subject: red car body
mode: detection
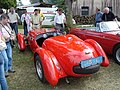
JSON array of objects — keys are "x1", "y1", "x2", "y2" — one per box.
[
  {"x1": 70, "y1": 21, "x2": 120, "y2": 65},
  {"x1": 17, "y1": 28, "x2": 109, "y2": 86}
]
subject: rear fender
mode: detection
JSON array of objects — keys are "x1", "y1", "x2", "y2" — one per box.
[
  {"x1": 34, "y1": 48, "x2": 67, "y2": 86},
  {"x1": 84, "y1": 39, "x2": 109, "y2": 67},
  {"x1": 17, "y1": 33, "x2": 26, "y2": 51}
]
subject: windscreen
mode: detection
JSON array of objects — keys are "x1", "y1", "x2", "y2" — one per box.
[{"x1": 100, "y1": 21, "x2": 120, "y2": 32}]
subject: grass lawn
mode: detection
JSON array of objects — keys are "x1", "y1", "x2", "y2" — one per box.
[
  {"x1": 7, "y1": 28, "x2": 120, "y2": 90},
  {"x1": 18, "y1": 25, "x2": 23, "y2": 29}
]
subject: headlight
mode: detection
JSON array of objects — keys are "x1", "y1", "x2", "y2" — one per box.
[{"x1": 43, "y1": 34, "x2": 47, "y2": 38}]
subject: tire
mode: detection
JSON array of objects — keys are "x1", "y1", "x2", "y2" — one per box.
[
  {"x1": 35, "y1": 55, "x2": 46, "y2": 83},
  {"x1": 113, "y1": 45, "x2": 120, "y2": 65}
]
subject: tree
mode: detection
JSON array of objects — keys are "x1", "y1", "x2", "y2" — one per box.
[
  {"x1": 65, "y1": 0, "x2": 73, "y2": 29},
  {"x1": 0, "y1": 0, "x2": 16, "y2": 9}
]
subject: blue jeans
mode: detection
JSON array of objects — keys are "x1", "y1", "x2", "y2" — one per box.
[
  {"x1": 10, "y1": 22, "x2": 18, "y2": 35},
  {"x1": 0, "y1": 51, "x2": 8, "y2": 90},
  {"x1": 2, "y1": 41, "x2": 12, "y2": 72}
]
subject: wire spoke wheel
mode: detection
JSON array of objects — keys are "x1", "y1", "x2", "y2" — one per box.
[{"x1": 35, "y1": 55, "x2": 46, "y2": 83}]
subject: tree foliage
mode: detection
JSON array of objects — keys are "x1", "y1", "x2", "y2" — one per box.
[{"x1": 0, "y1": 0, "x2": 16, "y2": 9}]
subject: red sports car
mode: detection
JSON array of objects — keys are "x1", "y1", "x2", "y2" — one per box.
[
  {"x1": 70, "y1": 21, "x2": 120, "y2": 65},
  {"x1": 17, "y1": 28, "x2": 109, "y2": 86}
]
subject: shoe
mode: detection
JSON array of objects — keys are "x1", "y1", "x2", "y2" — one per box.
[
  {"x1": 8, "y1": 69, "x2": 16, "y2": 73},
  {"x1": 5, "y1": 72, "x2": 9, "y2": 77}
]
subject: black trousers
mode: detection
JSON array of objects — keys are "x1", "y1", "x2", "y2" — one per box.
[{"x1": 55, "y1": 23, "x2": 64, "y2": 32}]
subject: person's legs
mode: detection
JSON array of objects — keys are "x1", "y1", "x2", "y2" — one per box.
[
  {"x1": 6, "y1": 42, "x2": 13, "y2": 71},
  {"x1": 55, "y1": 23, "x2": 64, "y2": 32},
  {"x1": 60, "y1": 24, "x2": 64, "y2": 32},
  {"x1": 1, "y1": 50, "x2": 9, "y2": 73},
  {"x1": 55, "y1": 24, "x2": 61, "y2": 30},
  {"x1": 0, "y1": 52, "x2": 8, "y2": 90},
  {"x1": 13, "y1": 23, "x2": 18, "y2": 35},
  {"x1": 0, "y1": 84, "x2": 1, "y2": 90},
  {"x1": 24, "y1": 25, "x2": 28, "y2": 36},
  {"x1": 10, "y1": 23, "x2": 14, "y2": 30}
]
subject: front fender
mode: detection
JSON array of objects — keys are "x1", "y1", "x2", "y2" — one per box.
[
  {"x1": 34, "y1": 48, "x2": 67, "y2": 86},
  {"x1": 17, "y1": 33, "x2": 26, "y2": 51},
  {"x1": 84, "y1": 39, "x2": 109, "y2": 67}
]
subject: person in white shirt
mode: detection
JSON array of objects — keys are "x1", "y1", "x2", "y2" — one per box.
[
  {"x1": 21, "y1": 10, "x2": 31, "y2": 36},
  {"x1": 54, "y1": 8, "x2": 66, "y2": 32},
  {"x1": 8, "y1": 7, "x2": 20, "y2": 35}
]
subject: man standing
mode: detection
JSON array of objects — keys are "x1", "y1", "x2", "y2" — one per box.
[
  {"x1": 102, "y1": 7, "x2": 115, "y2": 21},
  {"x1": 38, "y1": 9, "x2": 45, "y2": 27},
  {"x1": 95, "y1": 8, "x2": 103, "y2": 26},
  {"x1": 54, "y1": 8, "x2": 66, "y2": 32},
  {"x1": 8, "y1": 7, "x2": 20, "y2": 35},
  {"x1": 31, "y1": 9, "x2": 42, "y2": 29},
  {"x1": 21, "y1": 10, "x2": 31, "y2": 36}
]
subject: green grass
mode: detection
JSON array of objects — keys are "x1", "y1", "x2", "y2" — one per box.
[{"x1": 18, "y1": 25, "x2": 23, "y2": 29}]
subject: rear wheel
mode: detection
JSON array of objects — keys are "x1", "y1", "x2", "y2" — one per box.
[
  {"x1": 35, "y1": 55, "x2": 46, "y2": 83},
  {"x1": 113, "y1": 45, "x2": 120, "y2": 65}
]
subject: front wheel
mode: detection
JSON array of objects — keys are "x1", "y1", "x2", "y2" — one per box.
[
  {"x1": 113, "y1": 45, "x2": 120, "y2": 65},
  {"x1": 35, "y1": 55, "x2": 46, "y2": 83}
]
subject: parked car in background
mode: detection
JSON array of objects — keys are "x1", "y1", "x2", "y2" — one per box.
[
  {"x1": 70, "y1": 21, "x2": 120, "y2": 65},
  {"x1": 17, "y1": 28, "x2": 109, "y2": 86},
  {"x1": 16, "y1": 7, "x2": 57, "y2": 25}
]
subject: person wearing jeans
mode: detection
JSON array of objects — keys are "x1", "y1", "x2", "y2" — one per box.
[
  {"x1": 9, "y1": 22, "x2": 18, "y2": 35},
  {"x1": 0, "y1": 14, "x2": 15, "y2": 77},
  {"x1": 0, "y1": 25, "x2": 8, "y2": 90},
  {"x1": 1, "y1": 50, "x2": 8, "y2": 77},
  {"x1": 1, "y1": 42, "x2": 13, "y2": 77},
  {"x1": 8, "y1": 7, "x2": 20, "y2": 35},
  {"x1": 0, "y1": 51, "x2": 8, "y2": 90}
]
